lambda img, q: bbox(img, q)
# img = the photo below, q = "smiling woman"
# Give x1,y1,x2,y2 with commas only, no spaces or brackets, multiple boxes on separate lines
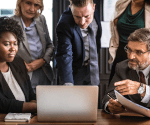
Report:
0,17,37,113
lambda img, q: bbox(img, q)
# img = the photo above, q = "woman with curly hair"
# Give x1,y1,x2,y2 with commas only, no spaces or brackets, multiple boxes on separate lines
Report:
0,17,37,113
108,0,150,83
11,0,54,92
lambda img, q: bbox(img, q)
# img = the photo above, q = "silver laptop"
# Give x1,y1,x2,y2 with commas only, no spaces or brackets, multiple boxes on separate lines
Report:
36,86,98,122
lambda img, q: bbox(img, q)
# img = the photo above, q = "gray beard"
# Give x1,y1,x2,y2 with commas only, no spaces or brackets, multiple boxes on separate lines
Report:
128,58,150,70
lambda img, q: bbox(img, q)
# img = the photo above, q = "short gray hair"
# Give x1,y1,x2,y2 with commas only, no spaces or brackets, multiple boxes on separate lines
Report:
128,28,150,51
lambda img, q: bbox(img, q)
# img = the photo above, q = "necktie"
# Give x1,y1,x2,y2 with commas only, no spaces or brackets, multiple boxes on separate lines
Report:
88,24,100,85
139,71,146,84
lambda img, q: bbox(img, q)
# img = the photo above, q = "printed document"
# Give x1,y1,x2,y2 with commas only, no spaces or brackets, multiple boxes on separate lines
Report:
115,90,150,117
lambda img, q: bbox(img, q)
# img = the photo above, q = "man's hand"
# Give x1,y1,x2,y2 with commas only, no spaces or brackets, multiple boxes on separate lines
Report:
114,79,143,95
108,99,125,114
24,58,45,72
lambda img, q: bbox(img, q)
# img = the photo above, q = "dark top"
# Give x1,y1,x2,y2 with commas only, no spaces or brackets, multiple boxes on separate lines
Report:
0,56,36,113
117,2,145,43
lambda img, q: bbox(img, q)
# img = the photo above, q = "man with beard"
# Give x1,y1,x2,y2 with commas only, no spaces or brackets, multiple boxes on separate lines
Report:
102,28,150,114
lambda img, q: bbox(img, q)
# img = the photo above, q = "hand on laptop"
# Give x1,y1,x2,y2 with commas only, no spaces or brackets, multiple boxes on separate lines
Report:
108,99,125,114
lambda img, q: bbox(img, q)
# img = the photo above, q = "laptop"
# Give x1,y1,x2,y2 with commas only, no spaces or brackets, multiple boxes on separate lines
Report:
36,86,98,122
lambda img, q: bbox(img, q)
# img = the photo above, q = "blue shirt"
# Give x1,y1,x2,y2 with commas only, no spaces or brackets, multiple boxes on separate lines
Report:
21,18,43,60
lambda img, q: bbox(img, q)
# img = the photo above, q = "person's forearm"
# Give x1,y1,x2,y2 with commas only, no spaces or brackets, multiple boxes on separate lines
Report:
25,58,45,72
30,100,37,103
31,58,45,70
22,102,37,113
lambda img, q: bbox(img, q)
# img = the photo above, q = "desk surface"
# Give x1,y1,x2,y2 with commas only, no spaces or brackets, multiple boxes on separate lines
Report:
0,109,150,125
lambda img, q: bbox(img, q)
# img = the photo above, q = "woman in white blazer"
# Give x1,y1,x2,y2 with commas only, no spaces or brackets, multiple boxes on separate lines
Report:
11,0,54,92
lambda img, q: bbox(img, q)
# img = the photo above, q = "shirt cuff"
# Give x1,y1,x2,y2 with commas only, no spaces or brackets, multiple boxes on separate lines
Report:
141,85,150,103
64,83,74,86
104,101,112,114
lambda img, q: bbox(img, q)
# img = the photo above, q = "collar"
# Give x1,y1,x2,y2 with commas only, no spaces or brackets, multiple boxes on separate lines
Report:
136,64,150,78
21,17,36,30
80,18,96,37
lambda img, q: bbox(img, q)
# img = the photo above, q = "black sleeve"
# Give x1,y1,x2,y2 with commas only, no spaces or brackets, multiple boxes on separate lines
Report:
102,62,122,109
0,89,24,113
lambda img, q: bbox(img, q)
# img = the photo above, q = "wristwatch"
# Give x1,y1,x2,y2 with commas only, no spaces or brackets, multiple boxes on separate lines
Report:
137,83,145,94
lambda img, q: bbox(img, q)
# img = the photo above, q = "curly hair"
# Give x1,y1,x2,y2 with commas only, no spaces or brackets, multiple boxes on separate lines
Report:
15,0,43,18
0,17,24,45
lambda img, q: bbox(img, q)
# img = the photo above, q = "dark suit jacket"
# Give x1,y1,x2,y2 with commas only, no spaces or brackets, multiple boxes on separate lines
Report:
0,57,36,113
56,2,102,84
11,15,54,83
102,59,150,109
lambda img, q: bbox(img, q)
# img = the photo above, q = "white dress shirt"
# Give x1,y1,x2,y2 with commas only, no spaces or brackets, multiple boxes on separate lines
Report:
137,64,150,103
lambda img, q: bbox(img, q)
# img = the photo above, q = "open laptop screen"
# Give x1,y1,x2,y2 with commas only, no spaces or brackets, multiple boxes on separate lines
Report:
36,86,98,122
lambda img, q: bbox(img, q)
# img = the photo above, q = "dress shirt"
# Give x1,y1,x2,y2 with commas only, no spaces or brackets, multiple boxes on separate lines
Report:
21,18,43,60
80,18,98,61
137,64,150,103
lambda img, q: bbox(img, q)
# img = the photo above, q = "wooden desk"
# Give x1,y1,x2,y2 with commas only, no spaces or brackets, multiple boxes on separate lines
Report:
0,109,150,125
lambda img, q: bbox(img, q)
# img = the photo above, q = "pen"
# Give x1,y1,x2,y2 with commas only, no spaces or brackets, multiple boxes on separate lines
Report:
107,93,117,101
107,93,126,110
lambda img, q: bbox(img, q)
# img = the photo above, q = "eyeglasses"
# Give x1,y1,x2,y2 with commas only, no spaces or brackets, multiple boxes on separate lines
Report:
124,45,150,57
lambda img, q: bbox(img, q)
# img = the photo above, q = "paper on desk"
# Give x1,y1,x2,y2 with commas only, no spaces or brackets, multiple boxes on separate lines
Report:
4,113,31,122
114,90,150,117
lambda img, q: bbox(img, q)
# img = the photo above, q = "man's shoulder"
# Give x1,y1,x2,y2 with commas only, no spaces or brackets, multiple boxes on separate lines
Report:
116,59,129,70
57,7,75,27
